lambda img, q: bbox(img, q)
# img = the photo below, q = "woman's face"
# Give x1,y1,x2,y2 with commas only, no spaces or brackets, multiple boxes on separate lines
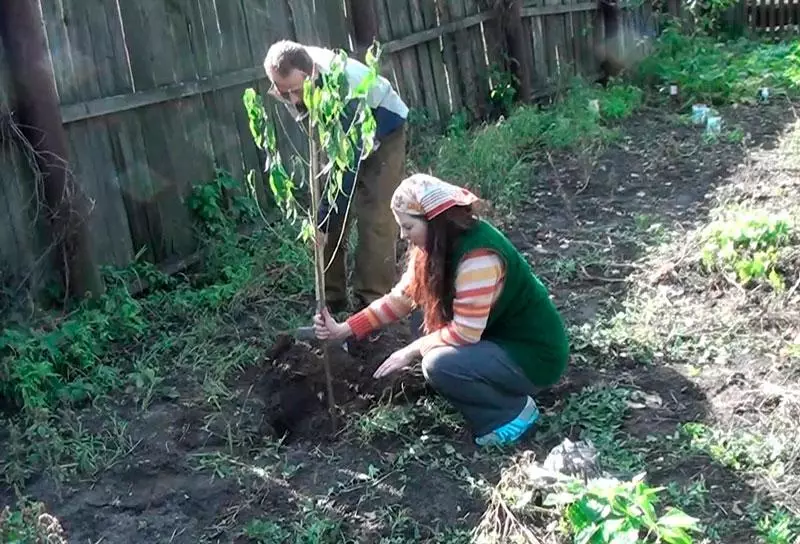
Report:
394,211,427,248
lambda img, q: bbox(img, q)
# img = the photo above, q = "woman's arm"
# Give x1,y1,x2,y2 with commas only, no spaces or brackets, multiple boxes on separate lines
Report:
414,249,505,356
346,264,416,339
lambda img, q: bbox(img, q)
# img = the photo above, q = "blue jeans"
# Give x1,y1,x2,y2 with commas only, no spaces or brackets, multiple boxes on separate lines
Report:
409,310,539,436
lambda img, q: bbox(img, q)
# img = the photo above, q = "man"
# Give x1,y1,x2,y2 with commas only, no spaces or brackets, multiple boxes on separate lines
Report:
263,40,408,318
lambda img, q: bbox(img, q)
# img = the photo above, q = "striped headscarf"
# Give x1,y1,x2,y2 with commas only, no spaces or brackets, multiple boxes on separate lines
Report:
391,174,479,220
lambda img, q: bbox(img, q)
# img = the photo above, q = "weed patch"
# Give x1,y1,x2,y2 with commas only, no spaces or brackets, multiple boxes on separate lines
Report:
0,498,66,544
412,80,643,211
636,29,800,105
539,385,647,476
700,209,795,290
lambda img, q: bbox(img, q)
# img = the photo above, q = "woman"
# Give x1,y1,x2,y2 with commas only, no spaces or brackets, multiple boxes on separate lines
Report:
313,174,570,446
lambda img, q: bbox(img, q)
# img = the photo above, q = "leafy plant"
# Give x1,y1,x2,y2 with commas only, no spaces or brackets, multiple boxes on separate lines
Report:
685,0,741,34
0,286,145,413
679,423,785,471
243,44,382,430
545,473,701,544
752,505,800,544
0,498,67,544
701,210,794,289
636,29,800,105
488,63,518,116
189,169,257,235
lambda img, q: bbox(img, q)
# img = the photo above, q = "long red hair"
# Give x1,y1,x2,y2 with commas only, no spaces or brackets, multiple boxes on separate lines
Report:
407,205,479,333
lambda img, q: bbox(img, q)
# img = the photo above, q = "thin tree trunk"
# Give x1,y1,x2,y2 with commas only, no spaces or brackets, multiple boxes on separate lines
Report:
308,120,338,434
0,0,103,300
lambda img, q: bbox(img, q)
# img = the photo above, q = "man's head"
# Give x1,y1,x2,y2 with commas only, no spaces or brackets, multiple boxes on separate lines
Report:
264,40,315,105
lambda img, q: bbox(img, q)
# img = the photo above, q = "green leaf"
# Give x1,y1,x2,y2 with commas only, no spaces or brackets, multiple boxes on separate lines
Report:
608,526,641,544
658,508,699,530
657,525,695,544
543,492,578,507
575,523,601,544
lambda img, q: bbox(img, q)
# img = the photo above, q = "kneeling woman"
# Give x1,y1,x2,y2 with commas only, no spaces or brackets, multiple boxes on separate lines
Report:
313,174,569,446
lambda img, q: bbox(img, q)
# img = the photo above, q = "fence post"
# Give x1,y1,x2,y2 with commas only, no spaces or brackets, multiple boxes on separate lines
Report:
502,0,534,103
598,0,622,80
349,0,379,60
0,0,103,300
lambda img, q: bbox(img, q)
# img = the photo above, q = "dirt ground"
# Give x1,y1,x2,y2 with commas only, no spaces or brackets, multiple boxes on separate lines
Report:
3,100,799,543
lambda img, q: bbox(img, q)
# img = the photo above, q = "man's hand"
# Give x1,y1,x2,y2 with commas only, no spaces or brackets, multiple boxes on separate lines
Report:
373,347,416,379
313,307,350,341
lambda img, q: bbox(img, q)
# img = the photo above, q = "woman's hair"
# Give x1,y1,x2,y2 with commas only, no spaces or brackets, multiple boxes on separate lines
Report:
407,204,479,332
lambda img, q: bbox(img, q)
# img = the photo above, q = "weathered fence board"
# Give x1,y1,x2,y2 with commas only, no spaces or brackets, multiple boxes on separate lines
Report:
0,39,47,294
0,0,661,292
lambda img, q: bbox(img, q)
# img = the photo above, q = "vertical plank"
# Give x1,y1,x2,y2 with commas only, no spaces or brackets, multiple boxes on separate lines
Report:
542,0,563,87
563,0,578,80
528,3,549,93
119,0,192,260
463,0,490,118
374,0,407,101
408,0,442,123
435,0,466,116
445,0,479,118
215,0,261,184
480,0,507,79
58,0,118,267
769,0,777,37
419,0,453,122
386,0,424,111
239,0,292,209
76,0,136,267
0,41,39,288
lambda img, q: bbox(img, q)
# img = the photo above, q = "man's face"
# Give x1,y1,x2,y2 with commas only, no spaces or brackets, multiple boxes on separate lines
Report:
268,67,309,106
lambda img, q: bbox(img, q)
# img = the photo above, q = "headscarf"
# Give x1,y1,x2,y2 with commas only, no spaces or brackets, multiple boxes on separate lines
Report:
390,174,479,220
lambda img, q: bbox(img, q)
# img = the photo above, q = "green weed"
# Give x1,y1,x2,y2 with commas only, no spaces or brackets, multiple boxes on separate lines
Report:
244,504,342,544
0,285,145,413
700,210,794,290
751,505,800,544
189,168,257,236
414,80,643,211
539,385,646,475
0,498,66,544
488,64,518,116
636,30,800,105
545,473,701,544
679,423,785,472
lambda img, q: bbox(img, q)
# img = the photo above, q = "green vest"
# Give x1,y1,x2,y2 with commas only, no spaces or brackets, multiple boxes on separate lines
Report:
452,219,569,386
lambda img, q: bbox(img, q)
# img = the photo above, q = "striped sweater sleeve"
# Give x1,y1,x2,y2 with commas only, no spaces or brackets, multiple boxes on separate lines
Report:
346,264,415,339
417,249,505,355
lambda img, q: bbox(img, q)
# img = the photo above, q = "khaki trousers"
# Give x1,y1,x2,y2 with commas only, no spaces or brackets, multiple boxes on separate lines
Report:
324,125,407,308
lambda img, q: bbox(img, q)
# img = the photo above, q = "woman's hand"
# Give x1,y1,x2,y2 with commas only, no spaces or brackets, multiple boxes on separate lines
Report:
313,307,351,341
374,347,416,379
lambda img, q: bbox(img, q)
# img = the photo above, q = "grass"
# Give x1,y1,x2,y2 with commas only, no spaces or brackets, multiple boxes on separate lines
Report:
635,26,800,105
0,498,66,544
0,172,315,487
700,208,795,290
410,80,644,213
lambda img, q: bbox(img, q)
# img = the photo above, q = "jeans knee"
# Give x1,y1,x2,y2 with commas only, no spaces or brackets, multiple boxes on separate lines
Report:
421,347,459,386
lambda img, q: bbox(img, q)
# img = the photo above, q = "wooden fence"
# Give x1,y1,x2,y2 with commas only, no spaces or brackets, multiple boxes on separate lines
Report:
726,0,800,36
0,0,658,296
